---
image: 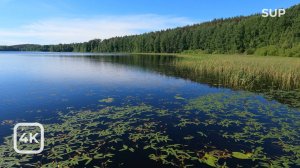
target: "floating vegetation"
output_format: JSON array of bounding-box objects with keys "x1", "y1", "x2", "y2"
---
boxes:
[
  {"x1": 99, "y1": 97, "x2": 114, "y2": 103},
  {"x1": 1, "y1": 120, "x2": 14, "y2": 126},
  {"x1": 231, "y1": 152, "x2": 252, "y2": 159},
  {"x1": 201, "y1": 152, "x2": 219, "y2": 167},
  {"x1": 0, "y1": 92, "x2": 299, "y2": 167},
  {"x1": 174, "y1": 94, "x2": 185, "y2": 100},
  {"x1": 185, "y1": 92, "x2": 300, "y2": 167},
  {"x1": 183, "y1": 135, "x2": 194, "y2": 140}
]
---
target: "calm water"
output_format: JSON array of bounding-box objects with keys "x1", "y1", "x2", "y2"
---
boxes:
[
  {"x1": 0, "y1": 52, "x2": 299, "y2": 167},
  {"x1": 0, "y1": 52, "x2": 221, "y2": 120}
]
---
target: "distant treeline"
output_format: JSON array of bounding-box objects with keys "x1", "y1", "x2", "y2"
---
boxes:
[{"x1": 1, "y1": 4, "x2": 300, "y2": 56}]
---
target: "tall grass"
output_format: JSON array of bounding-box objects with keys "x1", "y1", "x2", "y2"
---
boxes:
[{"x1": 174, "y1": 54, "x2": 300, "y2": 90}]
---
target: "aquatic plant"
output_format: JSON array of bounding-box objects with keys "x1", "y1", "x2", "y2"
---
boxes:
[
  {"x1": 99, "y1": 97, "x2": 114, "y2": 103},
  {"x1": 0, "y1": 92, "x2": 299, "y2": 167},
  {"x1": 174, "y1": 54, "x2": 300, "y2": 90}
]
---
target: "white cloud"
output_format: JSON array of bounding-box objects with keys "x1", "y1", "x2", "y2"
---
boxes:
[{"x1": 0, "y1": 14, "x2": 195, "y2": 45}]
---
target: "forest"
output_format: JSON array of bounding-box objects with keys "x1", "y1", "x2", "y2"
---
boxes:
[{"x1": 1, "y1": 4, "x2": 299, "y2": 57}]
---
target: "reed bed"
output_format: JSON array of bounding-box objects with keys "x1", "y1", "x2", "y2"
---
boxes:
[{"x1": 174, "y1": 54, "x2": 300, "y2": 90}]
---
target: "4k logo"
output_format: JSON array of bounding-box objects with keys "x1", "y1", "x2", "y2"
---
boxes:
[
  {"x1": 19, "y1": 133, "x2": 40, "y2": 144},
  {"x1": 13, "y1": 123, "x2": 44, "y2": 154}
]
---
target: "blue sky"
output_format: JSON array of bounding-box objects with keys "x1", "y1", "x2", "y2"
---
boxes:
[{"x1": 0, "y1": 0, "x2": 299, "y2": 45}]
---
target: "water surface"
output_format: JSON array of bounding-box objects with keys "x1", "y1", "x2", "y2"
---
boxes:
[{"x1": 0, "y1": 52, "x2": 299, "y2": 167}]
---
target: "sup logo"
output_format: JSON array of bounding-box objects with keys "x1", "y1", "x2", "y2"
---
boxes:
[
  {"x1": 13, "y1": 123, "x2": 44, "y2": 154},
  {"x1": 262, "y1": 9, "x2": 286, "y2": 17}
]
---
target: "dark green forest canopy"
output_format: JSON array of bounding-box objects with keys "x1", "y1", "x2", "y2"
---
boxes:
[{"x1": 1, "y1": 4, "x2": 300, "y2": 56}]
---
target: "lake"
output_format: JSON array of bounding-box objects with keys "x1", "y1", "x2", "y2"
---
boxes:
[{"x1": 0, "y1": 52, "x2": 299, "y2": 167}]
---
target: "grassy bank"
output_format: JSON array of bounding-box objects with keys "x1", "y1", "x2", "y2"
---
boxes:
[
  {"x1": 172, "y1": 54, "x2": 300, "y2": 90},
  {"x1": 130, "y1": 52, "x2": 300, "y2": 107}
]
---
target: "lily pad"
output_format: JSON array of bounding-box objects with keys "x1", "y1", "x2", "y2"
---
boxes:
[
  {"x1": 232, "y1": 152, "x2": 252, "y2": 159},
  {"x1": 202, "y1": 153, "x2": 218, "y2": 167}
]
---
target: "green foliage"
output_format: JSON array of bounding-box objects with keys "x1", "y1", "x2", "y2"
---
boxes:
[
  {"x1": 254, "y1": 44, "x2": 300, "y2": 57},
  {"x1": 254, "y1": 45, "x2": 283, "y2": 56},
  {"x1": 1, "y1": 4, "x2": 299, "y2": 56},
  {"x1": 174, "y1": 54, "x2": 300, "y2": 90},
  {"x1": 201, "y1": 153, "x2": 218, "y2": 167},
  {"x1": 284, "y1": 44, "x2": 300, "y2": 57},
  {"x1": 232, "y1": 152, "x2": 252, "y2": 159},
  {"x1": 181, "y1": 49, "x2": 208, "y2": 55}
]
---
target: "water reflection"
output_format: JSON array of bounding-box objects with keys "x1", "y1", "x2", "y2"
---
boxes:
[
  {"x1": 0, "y1": 52, "x2": 299, "y2": 167},
  {"x1": 84, "y1": 54, "x2": 300, "y2": 108},
  {"x1": 0, "y1": 52, "x2": 220, "y2": 121}
]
